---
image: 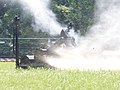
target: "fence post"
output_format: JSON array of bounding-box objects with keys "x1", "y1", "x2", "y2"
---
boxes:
[{"x1": 14, "y1": 15, "x2": 20, "y2": 68}]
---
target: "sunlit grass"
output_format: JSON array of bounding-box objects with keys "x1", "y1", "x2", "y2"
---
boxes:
[{"x1": 0, "y1": 62, "x2": 120, "y2": 90}]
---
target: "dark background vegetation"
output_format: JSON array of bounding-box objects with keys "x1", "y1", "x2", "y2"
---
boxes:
[{"x1": 0, "y1": 0, "x2": 95, "y2": 57}]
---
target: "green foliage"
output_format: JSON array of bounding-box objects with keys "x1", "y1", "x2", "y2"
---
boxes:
[
  {"x1": 0, "y1": 62, "x2": 120, "y2": 90},
  {"x1": 0, "y1": 0, "x2": 49, "y2": 38},
  {"x1": 0, "y1": 0, "x2": 52, "y2": 57},
  {"x1": 0, "y1": 0, "x2": 95, "y2": 57},
  {"x1": 51, "y1": 0, "x2": 95, "y2": 35},
  {"x1": 0, "y1": 39, "x2": 14, "y2": 57},
  {"x1": 0, "y1": 0, "x2": 21, "y2": 38},
  {"x1": 0, "y1": 0, "x2": 95, "y2": 37}
]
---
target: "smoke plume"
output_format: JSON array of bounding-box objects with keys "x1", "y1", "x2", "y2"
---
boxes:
[
  {"x1": 19, "y1": 0, "x2": 120, "y2": 70},
  {"x1": 46, "y1": 0, "x2": 120, "y2": 70},
  {"x1": 19, "y1": 0, "x2": 63, "y2": 35}
]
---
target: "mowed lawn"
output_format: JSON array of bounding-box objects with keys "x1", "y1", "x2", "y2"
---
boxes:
[{"x1": 0, "y1": 62, "x2": 120, "y2": 90}]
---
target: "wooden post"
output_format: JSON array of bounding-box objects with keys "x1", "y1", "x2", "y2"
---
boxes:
[{"x1": 14, "y1": 15, "x2": 20, "y2": 68}]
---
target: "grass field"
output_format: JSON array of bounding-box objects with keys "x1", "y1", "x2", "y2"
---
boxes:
[{"x1": 0, "y1": 62, "x2": 120, "y2": 90}]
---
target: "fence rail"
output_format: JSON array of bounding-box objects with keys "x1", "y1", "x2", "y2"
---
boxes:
[
  {"x1": 0, "y1": 38, "x2": 58, "y2": 58},
  {"x1": 0, "y1": 38, "x2": 58, "y2": 40}
]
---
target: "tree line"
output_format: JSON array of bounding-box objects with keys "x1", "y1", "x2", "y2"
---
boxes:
[
  {"x1": 0, "y1": 0, "x2": 94, "y2": 38},
  {"x1": 0, "y1": 0, "x2": 95, "y2": 57}
]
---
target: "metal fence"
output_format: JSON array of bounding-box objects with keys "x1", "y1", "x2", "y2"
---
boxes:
[{"x1": 0, "y1": 38, "x2": 58, "y2": 58}]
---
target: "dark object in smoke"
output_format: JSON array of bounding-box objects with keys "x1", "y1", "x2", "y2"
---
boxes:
[
  {"x1": 20, "y1": 55, "x2": 30, "y2": 64},
  {"x1": 20, "y1": 54, "x2": 53, "y2": 69},
  {"x1": 60, "y1": 29, "x2": 68, "y2": 39},
  {"x1": 19, "y1": 30, "x2": 76, "y2": 69},
  {"x1": 67, "y1": 22, "x2": 74, "y2": 32},
  {"x1": 59, "y1": 22, "x2": 76, "y2": 46},
  {"x1": 17, "y1": 22, "x2": 76, "y2": 69},
  {"x1": 19, "y1": 22, "x2": 77, "y2": 69}
]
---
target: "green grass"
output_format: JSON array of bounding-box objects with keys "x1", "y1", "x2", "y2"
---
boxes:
[{"x1": 0, "y1": 62, "x2": 120, "y2": 90}]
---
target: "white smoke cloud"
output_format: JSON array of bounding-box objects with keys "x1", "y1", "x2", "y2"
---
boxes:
[
  {"x1": 19, "y1": 0, "x2": 63, "y2": 35},
  {"x1": 88, "y1": 0, "x2": 120, "y2": 51},
  {"x1": 46, "y1": 0, "x2": 120, "y2": 70},
  {"x1": 18, "y1": 0, "x2": 120, "y2": 70}
]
